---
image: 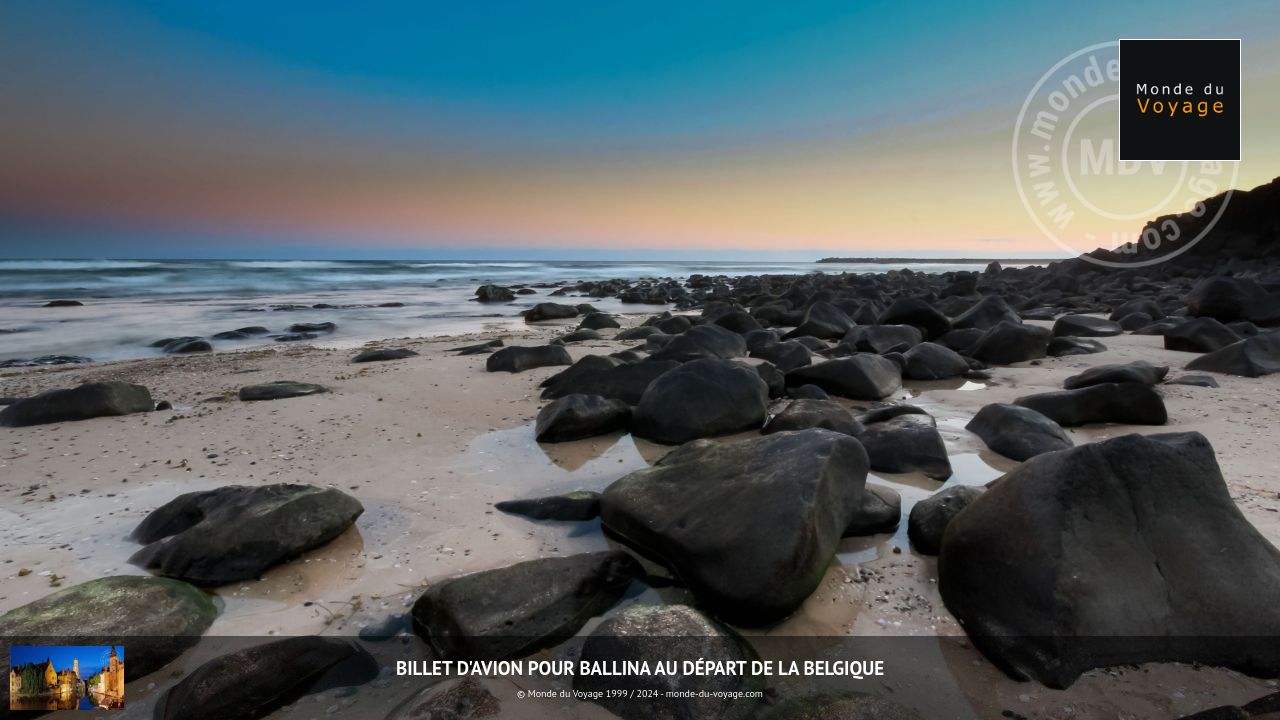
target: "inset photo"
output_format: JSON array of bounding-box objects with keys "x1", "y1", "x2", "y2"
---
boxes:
[{"x1": 8, "y1": 645, "x2": 124, "y2": 712}]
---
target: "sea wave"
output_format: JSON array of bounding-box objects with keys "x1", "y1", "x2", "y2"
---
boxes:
[{"x1": 0, "y1": 260, "x2": 160, "y2": 270}]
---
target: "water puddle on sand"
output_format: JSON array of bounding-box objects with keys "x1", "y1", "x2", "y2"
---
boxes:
[
  {"x1": 0, "y1": 479, "x2": 226, "y2": 613},
  {"x1": 838, "y1": 452, "x2": 1014, "y2": 567},
  {"x1": 463, "y1": 423, "x2": 662, "y2": 494}
]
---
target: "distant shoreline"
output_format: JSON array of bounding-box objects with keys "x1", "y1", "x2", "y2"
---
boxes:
[{"x1": 815, "y1": 257, "x2": 1063, "y2": 265}]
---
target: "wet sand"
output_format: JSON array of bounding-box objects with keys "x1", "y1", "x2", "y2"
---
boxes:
[{"x1": 2, "y1": 316, "x2": 1279, "y2": 718}]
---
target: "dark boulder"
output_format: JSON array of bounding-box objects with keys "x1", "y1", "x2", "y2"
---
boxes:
[
  {"x1": 154, "y1": 637, "x2": 376, "y2": 720},
  {"x1": 130, "y1": 484, "x2": 364, "y2": 586},
  {"x1": 454, "y1": 338, "x2": 504, "y2": 355},
  {"x1": 784, "y1": 355, "x2": 901, "y2": 400},
  {"x1": 648, "y1": 323, "x2": 747, "y2": 362},
  {"x1": 1063, "y1": 360, "x2": 1169, "y2": 389},
  {"x1": 758, "y1": 692, "x2": 923, "y2": 720},
  {"x1": 412, "y1": 551, "x2": 641, "y2": 660},
  {"x1": 0, "y1": 575, "x2": 216, "y2": 681},
  {"x1": 601, "y1": 429, "x2": 867, "y2": 625},
  {"x1": 909, "y1": 485, "x2": 985, "y2": 556},
  {"x1": 1109, "y1": 298, "x2": 1165, "y2": 322},
  {"x1": 475, "y1": 284, "x2": 516, "y2": 302},
  {"x1": 751, "y1": 360, "x2": 786, "y2": 399},
  {"x1": 951, "y1": 295, "x2": 1022, "y2": 331},
  {"x1": 939, "y1": 432, "x2": 1280, "y2": 688},
  {"x1": 845, "y1": 325, "x2": 923, "y2": 354},
  {"x1": 486, "y1": 345, "x2": 573, "y2": 373},
  {"x1": 524, "y1": 302, "x2": 580, "y2": 322},
  {"x1": 42, "y1": 299, "x2": 83, "y2": 307},
  {"x1": 749, "y1": 339, "x2": 813, "y2": 372},
  {"x1": 969, "y1": 321, "x2": 1051, "y2": 364},
  {"x1": 287, "y1": 321, "x2": 336, "y2": 333},
  {"x1": 163, "y1": 337, "x2": 213, "y2": 354},
  {"x1": 858, "y1": 403, "x2": 929, "y2": 425},
  {"x1": 237, "y1": 381, "x2": 327, "y2": 401},
  {"x1": 935, "y1": 328, "x2": 985, "y2": 355},
  {"x1": 646, "y1": 314, "x2": 691, "y2": 334},
  {"x1": 494, "y1": 491, "x2": 601, "y2": 521},
  {"x1": 386, "y1": 678, "x2": 505, "y2": 720},
  {"x1": 542, "y1": 357, "x2": 678, "y2": 405},
  {"x1": 762, "y1": 399, "x2": 863, "y2": 437},
  {"x1": 1187, "y1": 276, "x2": 1280, "y2": 325},
  {"x1": 616, "y1": 325, "x2": 662, "y2": 341},
  {"x1": 1014, "y1": 382, "x2": 1167, "y2": 426},
  {"x1": 554, "y1": 328, "x2": 603, "y2": 344},
  {"x1": 879, "y1": 297, "x2": 952, "y2": 340},
  {"x1": 1164, "y1": 317, "x2": 1244, "y2": 353},
  {"x1": 965, "y1": 403, "x2": 1072, "y2": 461},
  {"x1": 574, "y1": 604, "x2": 759, "y2": 720},
  {"x1": 858, "y1": 412, "x2": 952, "y2": 479},
  {"x1": 0, "y1": 354, "x2": 92, "y2": 368},
  {"x1": 272, "y1": 332, "x2": 317, "y2": 342},
  {"x1": 787, "y1": 384, "x2": 830, "y2": 400},
  {"x1": 0, "y1": 381, "x2": 154, "y2": 427},
  {"x1": 535, "y1": 393, "x2": 630, "y2": 442},
  {"x1": 1186, "y1": 332, "x2": 1280, "y2": 377},
  {"x1": 1117, "y1": 311, "x2": 1154, "y2": 330},
  {"x1": 902, "y1": 342, "x2": 970, "y2": 380},
  {"x1": 631, "y1": 358, "x2": 768, "y2": 443},
  {"x1": 579, "y1": 312, "x2": 621, "y2": 330},
  {"x1": 352, "y1": 347, "x2": 418, "y2": 362},
  {"x1": 1052, "y1": 314, "x2": 1123, "y2": 337},
  {"x1": 783, "y1": 301, "x2": 855, "y2": 340},
  {"x1": 1166, "y1": 373, "x2": 1220, "y2": 387},
  {"x1": 712, "y1": 310, "x2": 763, "y2": 335}
]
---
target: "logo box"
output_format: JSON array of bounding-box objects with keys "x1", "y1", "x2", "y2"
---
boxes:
[{"x1": 1119, "y1": 39, "x2": 1241, "y2": 161}]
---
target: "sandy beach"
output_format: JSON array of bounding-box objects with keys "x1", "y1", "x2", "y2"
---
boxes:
[{"x1": 4, "y1": 304, "x2": 1279, "y2": 718}]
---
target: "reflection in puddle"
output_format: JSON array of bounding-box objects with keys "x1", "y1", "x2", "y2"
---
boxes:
[
  {"x1": 465, "y1": 423, "x2": 659, "y2": 496},
  {"x1": 839, "y1": 452, "x2": 1013, "y2": 565},
  {"x1": 907, "y1": 378, "x2": 989, "y2": 396}
]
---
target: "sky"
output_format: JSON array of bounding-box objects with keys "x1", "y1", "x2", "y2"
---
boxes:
[
  {"x1": 1, "y1": 1, "x2": 1278, "y2": 260},
  {"x1": 9, "y1": 645, "x2": 122, "y2": 678}
]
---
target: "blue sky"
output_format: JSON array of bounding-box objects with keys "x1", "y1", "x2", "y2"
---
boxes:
[
  {"x1": 1, "y1": 1, "x2": 1277, "y2": 259},
  {"x1": 9, "y1": 645, "x2": 122, "y2": 678}
]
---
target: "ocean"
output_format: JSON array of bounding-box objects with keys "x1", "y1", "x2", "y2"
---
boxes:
[{"x1": 0, "y1": 259, "x2": 1021, "y2": 364}]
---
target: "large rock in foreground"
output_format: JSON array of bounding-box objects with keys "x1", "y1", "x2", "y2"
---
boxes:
[
  {"x1": 412, "y1": 551, "x2": 641, "y2": 660},
  {"x1": 0, "y1": 576, "x2": 216, "y2": 680},
  {"x1": 130, "y1": 484, "x2": 364, "y2": 586},
  {"x1": 0, "y1": 381, "x2": 153, "y2": 427},
  {"x1": 784, "y1": 355, "x2": 901, "y2": 400},
  {"x1": 574, "y1": 604, "x2": 760, "y2": 720},
  {"x1": 1014, "y1": 382, "x2": 1167, "y2": 426},
  {"x1": 965, "y1": 403, "x2": 1072, "y2": 461},
  {"x1": 154, "y1": 636, "x2": 376, "y2": 720},
  {"x1": 939, "y1": 432, "x2": 1280, "y2": 688},
  {"x1": 600, "y1": 429, "x2": 867, "y2": 625},
  {"x1": 631, "y1": 358, "x2": 768, "y2": 444}
]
